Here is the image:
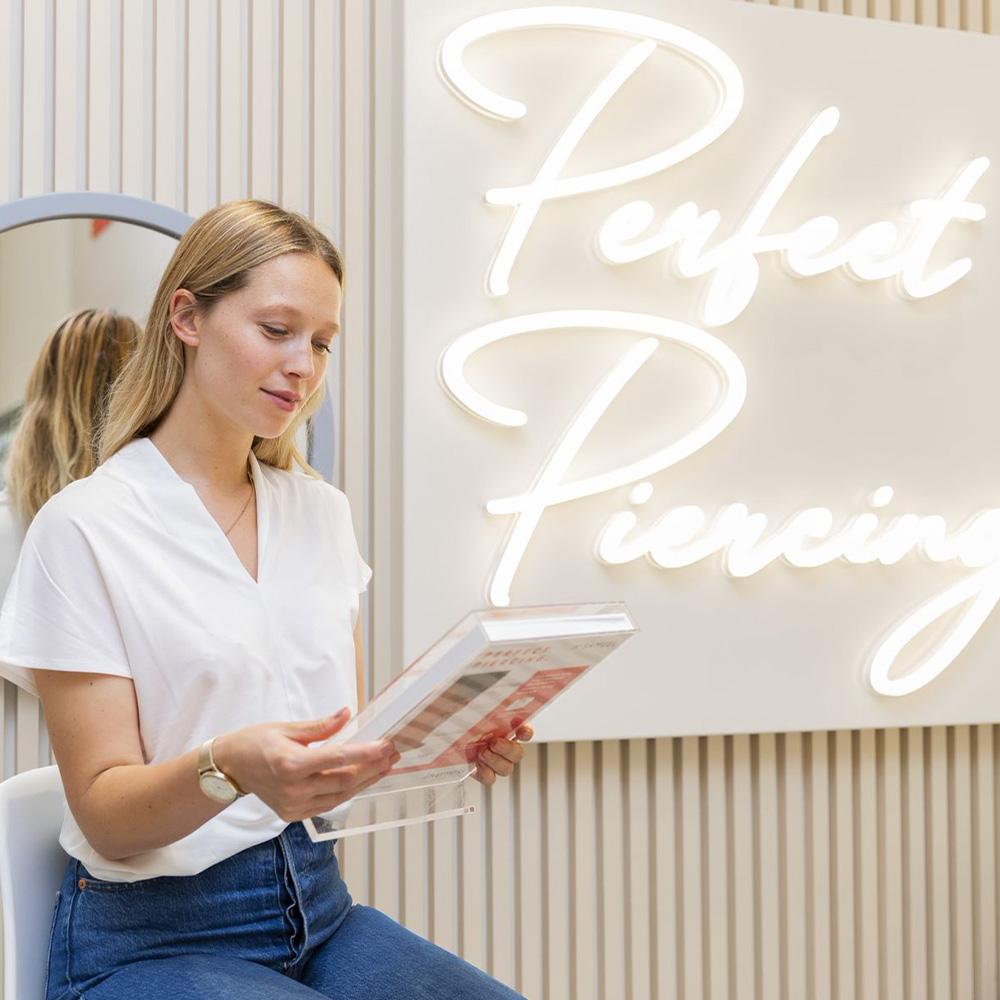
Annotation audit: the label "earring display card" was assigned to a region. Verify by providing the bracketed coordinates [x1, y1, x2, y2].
[303, 602, 638, 841]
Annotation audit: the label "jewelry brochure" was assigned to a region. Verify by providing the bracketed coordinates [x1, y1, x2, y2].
[303, 602, 637, 841]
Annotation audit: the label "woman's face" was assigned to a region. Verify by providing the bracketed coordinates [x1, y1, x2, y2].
[174, 251, 342, 440]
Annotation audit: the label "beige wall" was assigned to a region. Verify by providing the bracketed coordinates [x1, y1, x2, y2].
[0, 2, 998, 998]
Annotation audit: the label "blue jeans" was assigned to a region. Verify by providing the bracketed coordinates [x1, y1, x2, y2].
[44, 821, 525, 999]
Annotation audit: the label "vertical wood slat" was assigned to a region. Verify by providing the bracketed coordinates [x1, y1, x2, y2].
[882, 729, 905, 1000]
[488, 767, 516, 988]
[573, 741, 600, 1000]
[430, 816, 459, 959]
[184, 0, 209, 214]
[680, 736, 704, 1000]
[953, 726, 974, 1000]
[52, 0, 74, 190]
[989, 0, 1000, 34]
[656, 739, 681, 1000]
[459, 782, 487, 973]
[42, 0, 55, 192]
[930, 727, 952, 999]
[974, 726, 997, 1000]
[905, 727, 929, 1000]
[248, 0, 276, 201]
[402, 817, 429, 940]
[730, 734, 754, 1000]
[545, 743, 571, 1000]
[18, 0, 42, 196]
[757, 733, 781, 1000]
[626, 739, 652, 1000]
[85, 0, 111, 193]
[152, 0, 176, 205]
[965, 0, 985, 31]
[8, 0, 24, 199]
[216, 0, 243, 202]
[175, 0, 187, 210]
[784, 732, 807, 1000]
[278, 0, 307, 215]
[600, 740, 627, 1000]
[834, 730, 855, 999]
[705, 735, 729, 1000]
[809, 731, 832, 1000]
[516, 749, 544, 1000]
[940, 0, 964, 26]
[858, 729, 879, 999]
[120, 0, 144, 197]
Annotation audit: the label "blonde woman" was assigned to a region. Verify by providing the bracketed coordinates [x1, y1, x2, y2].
[0, 200, 530, 1000]
[0, 307, 139, 590]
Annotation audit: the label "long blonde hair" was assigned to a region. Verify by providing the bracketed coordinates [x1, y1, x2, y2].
[99, 199, 344, 473]
[4, 307, 140, 527]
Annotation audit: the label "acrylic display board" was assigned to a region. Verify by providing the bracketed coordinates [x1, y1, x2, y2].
[304, 603, 636, 839]
[395, 0, 1000, 739]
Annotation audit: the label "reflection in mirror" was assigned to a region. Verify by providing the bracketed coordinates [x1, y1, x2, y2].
[0, 217, 176, 467]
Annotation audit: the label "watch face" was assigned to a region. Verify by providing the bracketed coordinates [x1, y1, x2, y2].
[200, 773, 238, 804]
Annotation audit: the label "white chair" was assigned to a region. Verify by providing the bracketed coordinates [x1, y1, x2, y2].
[0, 765, 69, 1000]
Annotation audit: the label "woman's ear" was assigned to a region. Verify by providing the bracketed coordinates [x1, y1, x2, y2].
[168, 289, 201, 348]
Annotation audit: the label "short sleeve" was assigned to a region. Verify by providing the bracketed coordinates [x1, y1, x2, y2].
[344, 495, 372, 595]
[0, 503, 132, 698]
[326, 485, 372, 597]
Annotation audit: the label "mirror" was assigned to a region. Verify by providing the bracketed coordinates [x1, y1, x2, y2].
[0, 216, 176, 465]
[0, 193, 335, 479]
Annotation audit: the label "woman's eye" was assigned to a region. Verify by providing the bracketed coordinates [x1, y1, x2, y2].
[262, 325, 330, 354]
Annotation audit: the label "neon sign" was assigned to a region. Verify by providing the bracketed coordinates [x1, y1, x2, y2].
[437, 7, 993, 697]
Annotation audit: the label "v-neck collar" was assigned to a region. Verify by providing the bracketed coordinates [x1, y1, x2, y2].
[122, 436, 268, 587]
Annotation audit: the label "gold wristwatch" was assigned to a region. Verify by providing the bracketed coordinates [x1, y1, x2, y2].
[197, 737, 247, 804]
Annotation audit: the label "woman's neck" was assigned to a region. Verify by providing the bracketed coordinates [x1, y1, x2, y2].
[148, 388, 254, 495]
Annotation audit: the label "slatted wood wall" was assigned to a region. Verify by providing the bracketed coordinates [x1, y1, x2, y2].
[0, 2, 997, 997]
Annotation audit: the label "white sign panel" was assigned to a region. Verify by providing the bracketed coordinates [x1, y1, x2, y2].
[398, 0, 1000, 739]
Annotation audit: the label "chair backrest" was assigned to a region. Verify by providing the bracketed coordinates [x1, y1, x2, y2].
[0, 765, 68, 1000]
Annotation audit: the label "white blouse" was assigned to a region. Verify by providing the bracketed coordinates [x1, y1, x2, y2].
[0, 436, 371, 881]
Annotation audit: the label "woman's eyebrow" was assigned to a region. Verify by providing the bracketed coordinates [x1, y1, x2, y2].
[259, 302, 340, 332]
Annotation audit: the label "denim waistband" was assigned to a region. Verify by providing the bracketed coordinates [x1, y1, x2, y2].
[48, 823, 353, 998]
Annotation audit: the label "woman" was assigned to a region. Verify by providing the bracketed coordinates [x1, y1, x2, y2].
[0, 307, 139, 589]
[0, 200, 531, 999]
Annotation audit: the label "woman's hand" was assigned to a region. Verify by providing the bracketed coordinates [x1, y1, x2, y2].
[214, 708, 400, 822]
[472, 723, 534, 786]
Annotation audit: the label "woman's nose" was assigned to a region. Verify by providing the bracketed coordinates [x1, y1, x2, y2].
[286, 339, 317, 379]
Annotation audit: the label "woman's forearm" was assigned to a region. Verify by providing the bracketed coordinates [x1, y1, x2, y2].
[78, 744, 228, 862]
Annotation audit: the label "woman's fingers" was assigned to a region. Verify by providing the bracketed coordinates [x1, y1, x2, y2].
[305, 764, 390, 813]
[485, 737, 525, 766]
[311, 744, 399, 791]
[473, 761, 496, 786]
[306, 739, 394, 776]
[477, 747, 516, 778]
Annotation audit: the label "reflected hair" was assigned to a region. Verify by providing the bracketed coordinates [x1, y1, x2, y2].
[4, 307, 140, 528]
[98, 199, 343, 474]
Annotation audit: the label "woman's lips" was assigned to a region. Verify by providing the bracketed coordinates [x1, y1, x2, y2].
[262, 389, 297, 412]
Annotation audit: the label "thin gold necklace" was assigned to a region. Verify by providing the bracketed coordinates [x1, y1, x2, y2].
[224, 459, 255, 536]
